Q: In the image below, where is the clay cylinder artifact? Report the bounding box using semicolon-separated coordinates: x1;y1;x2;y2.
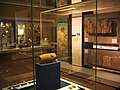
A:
39;53;57;63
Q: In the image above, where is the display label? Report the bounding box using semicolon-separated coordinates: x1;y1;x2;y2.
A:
112;39;117;43
85;38;88;42
84;49;88;53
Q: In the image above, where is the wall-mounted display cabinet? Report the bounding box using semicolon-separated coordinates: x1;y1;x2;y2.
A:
40;0;120;89
0;0;120;90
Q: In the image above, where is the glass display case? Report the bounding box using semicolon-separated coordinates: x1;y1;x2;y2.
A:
40;0;120;89
0;1;35;90
0;0;56;89
40;0;97;89
0;0;120;90
0;0;50;89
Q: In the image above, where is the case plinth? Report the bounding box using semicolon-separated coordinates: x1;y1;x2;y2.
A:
36;61;60;90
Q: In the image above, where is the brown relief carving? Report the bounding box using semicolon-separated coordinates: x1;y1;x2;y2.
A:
117;17;120;43
84;18;95;34
117;17;120;31
97;55;103;66
84;18;112;34
102;56;111;67
88;53;103;66
107;19;112;33
102;19;112;33
101;19;107;33
111;56;120;70
97;20;102;33
84;18;92;33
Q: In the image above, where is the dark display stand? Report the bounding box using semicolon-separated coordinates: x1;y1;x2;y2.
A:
36;61;60;90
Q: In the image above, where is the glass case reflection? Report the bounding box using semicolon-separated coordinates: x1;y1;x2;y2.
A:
0;21;14;50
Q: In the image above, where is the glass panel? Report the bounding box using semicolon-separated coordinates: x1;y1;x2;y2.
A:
0;0;54;89
0;1;34;89
96;0;120;89
40;0;55;8
0;0;55;8
1;0;119;90
40;0;97;89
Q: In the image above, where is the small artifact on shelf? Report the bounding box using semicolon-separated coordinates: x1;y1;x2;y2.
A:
39;53;57;63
